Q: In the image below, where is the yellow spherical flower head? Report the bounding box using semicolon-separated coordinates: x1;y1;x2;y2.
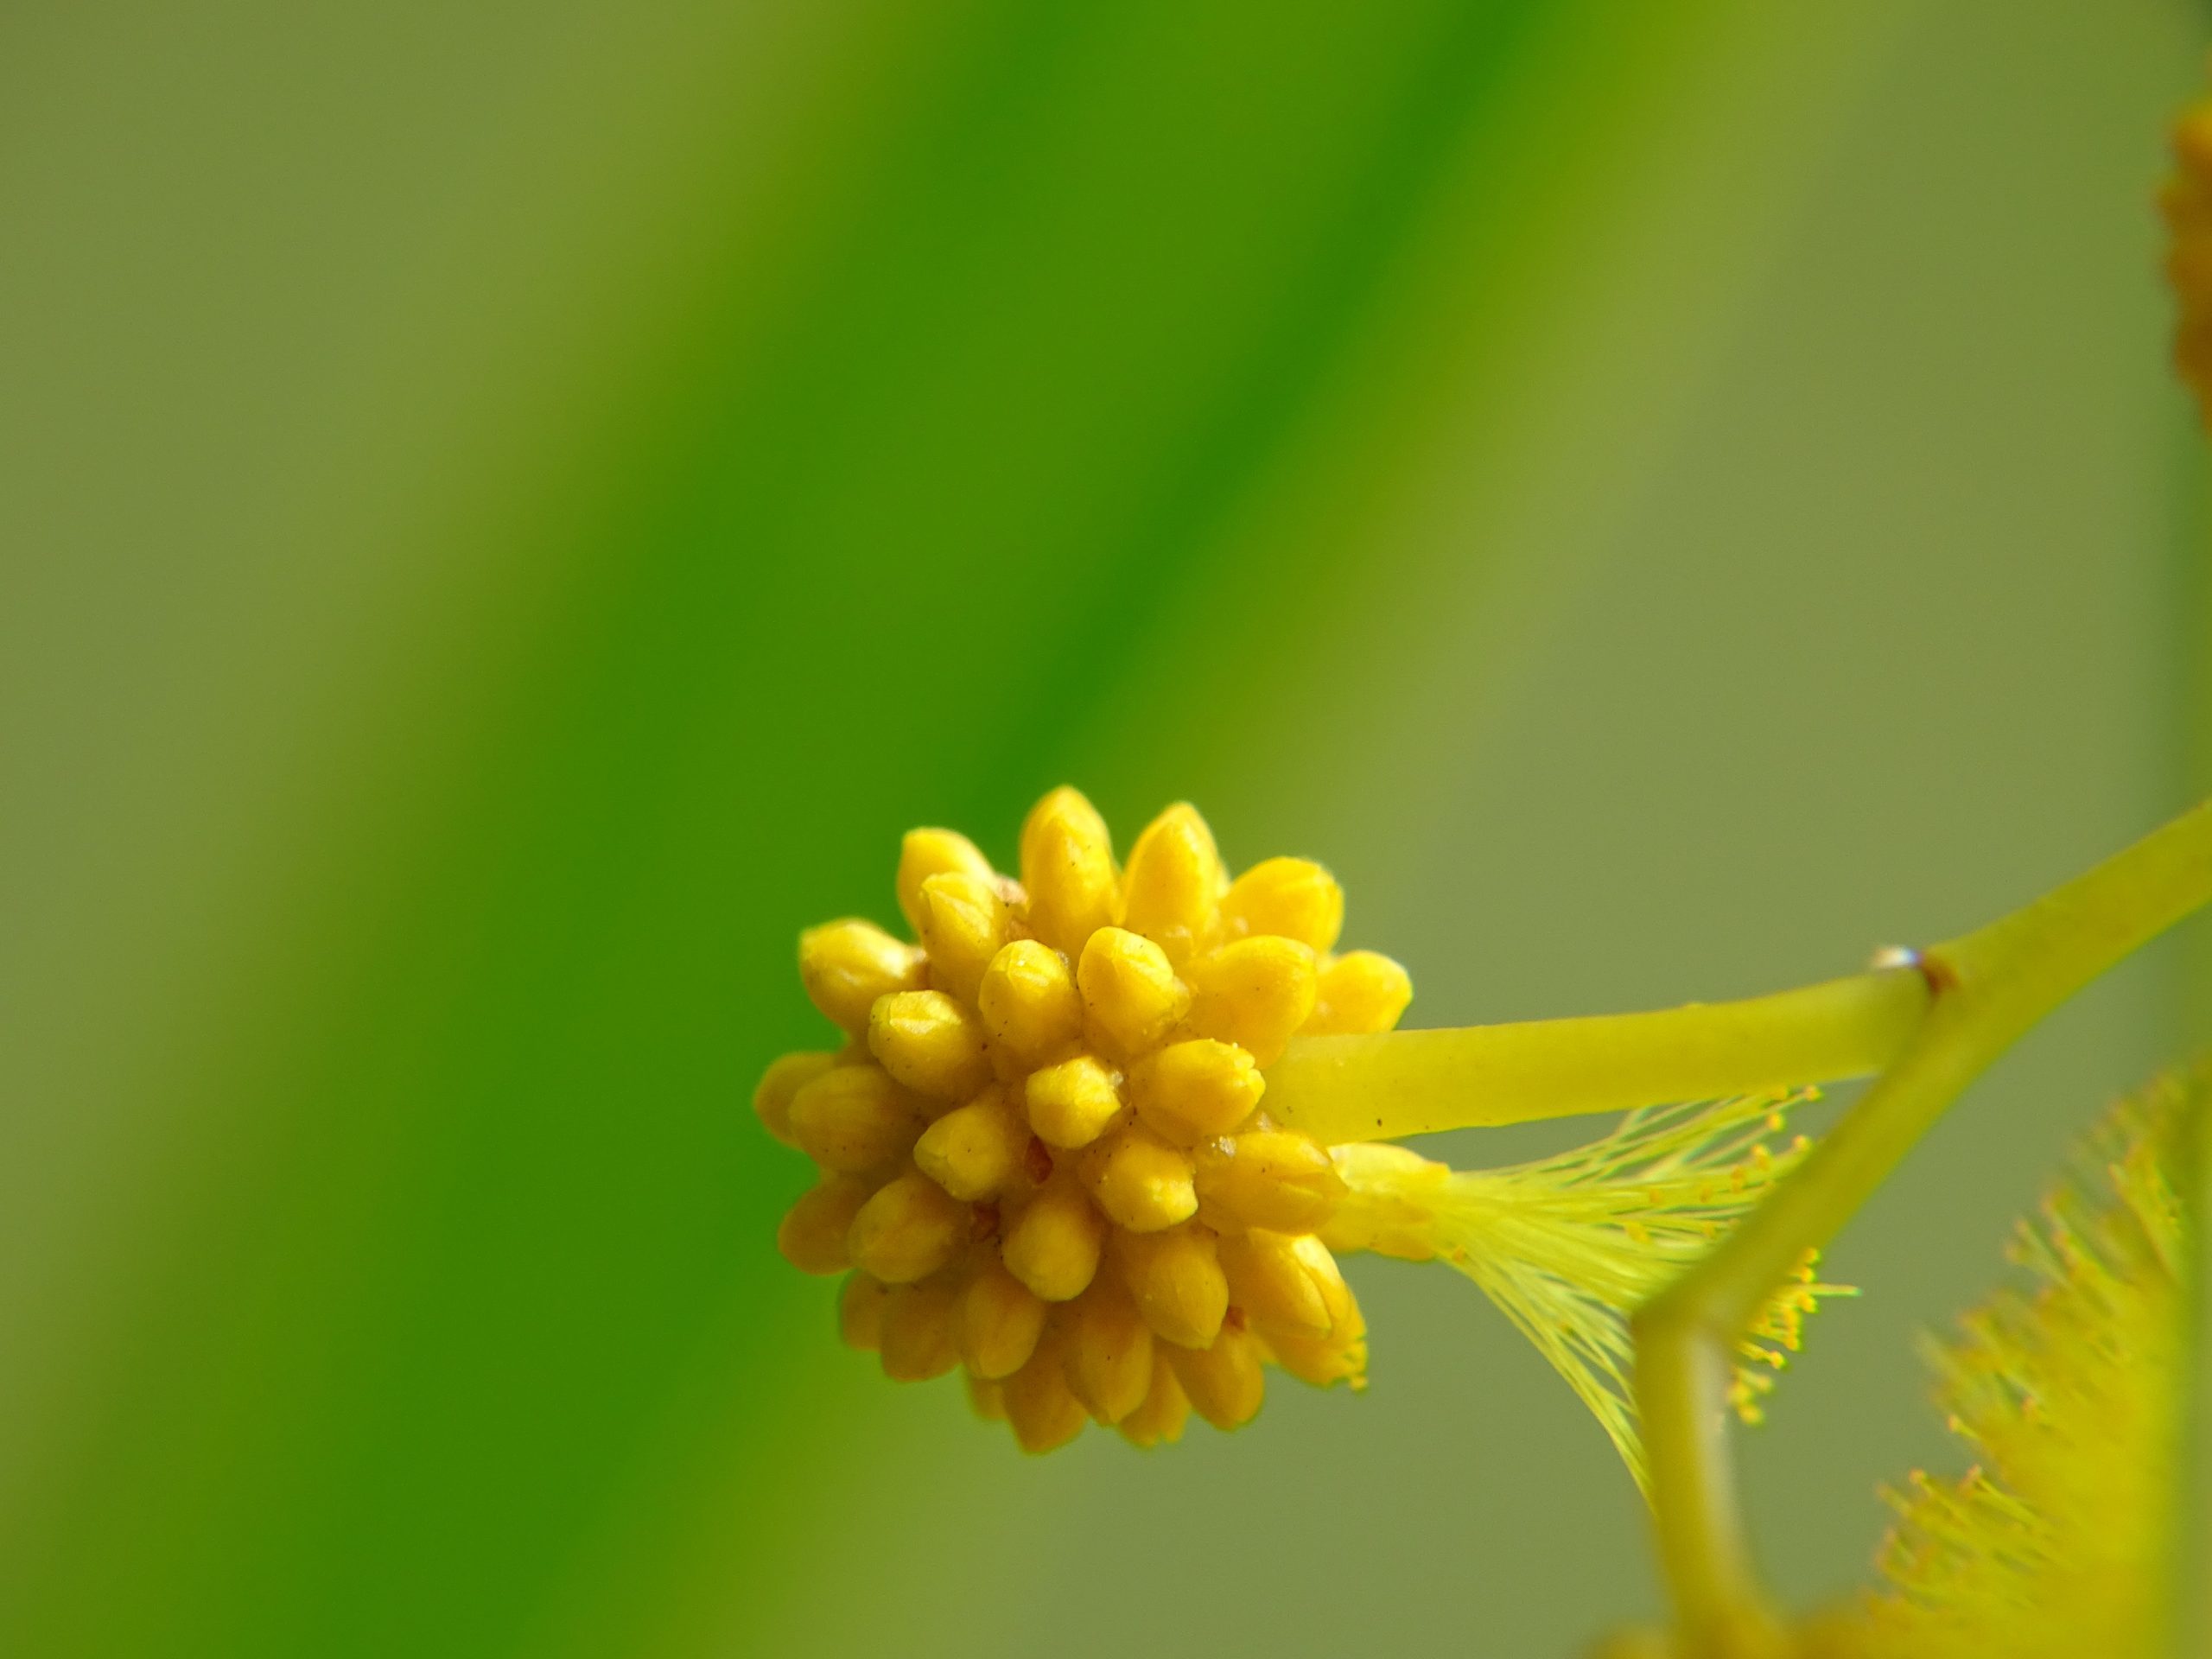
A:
753;787;1412;1453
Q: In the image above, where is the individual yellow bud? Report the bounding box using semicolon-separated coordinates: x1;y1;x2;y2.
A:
957;1257;1047;1381
1001;1179;1105;1302
868;989;991;1102
1077;926;1191;1058
753;1051;836;1147
912;1088;1028;1200
1193;1128;1346;1233
976;940;1084;1069
897;826;995;934
1305;949;1413;1037
1167;1321;1266;1429
1020;786;1121;957
847;1171;969;1285
964;1373;1008;1422
1023;1054;1125;1151
1185;936;1317;1067
1116;1223;1229;1349
1221;856;1344;952
917;872;1012;1005
838;1272;889;1351
1129;1038;1264;1145
1217;1227;1332;1337
1067;1281;1155;1424
1266;1236;1366;1388
1001;1340;1089;1453
776;1175;871;1275
788;1064;923;1173
1122;803;1223;965
799;918;926;1033
1079;1122;1198;1233
880;1276;961;1381
1116;1354;1191;1448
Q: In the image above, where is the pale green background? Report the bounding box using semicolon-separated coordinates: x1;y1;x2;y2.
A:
2;2;2204;1655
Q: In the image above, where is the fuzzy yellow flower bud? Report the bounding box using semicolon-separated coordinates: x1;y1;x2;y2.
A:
916;872;1011;1005
1023;1053;1125;1150
868;988;991;1102
1077;926;1190;1058
1001;1178;1105;1302
1067;1281;1156;1424
1194;1128;1345;1233
1168;1320;1265;1429
838;1272;888;1351
1305;949;1414;1037
879;1277;961;1382
1080;1122;1198;1233
1002;1335;1088;1453
1020;786;1120;957
1185;936;1316;1067
787;1063;923;1174
896;827;995;934
1221;855;1344;953
1116;1355;1191;1448
912;1087;1028;1200
1129;1038;1265;1145
763;790;1416;1453
847;1170;969;1285
957;1258;1048;1380
1116;1223;1229;1350
1122;803;1223;966
1217;1227;1332;1337
776;1175;871;1275
976;939;1084;1069
753;1050;835;1147
799;918;925;1033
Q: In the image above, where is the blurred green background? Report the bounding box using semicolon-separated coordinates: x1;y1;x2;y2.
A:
3;1;2208;1654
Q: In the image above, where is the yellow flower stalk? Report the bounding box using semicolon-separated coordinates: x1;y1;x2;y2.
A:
753;786;1826;1459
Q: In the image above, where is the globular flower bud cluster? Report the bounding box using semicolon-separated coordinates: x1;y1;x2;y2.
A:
754;787;1411;1452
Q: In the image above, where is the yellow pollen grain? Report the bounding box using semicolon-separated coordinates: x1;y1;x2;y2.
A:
976;939;1084;1069
1020;786;1121;957
896;826;995;934
1169;1323;1266;1429
957;1258;1048;1380
916;872;1011;1005
786;1063;923;1174
798;918;926;1033
753;1050;836;1147
1122;803;1223;967
1080;1122;1198;1233
912;1088;1029;1201
1185;935;1318;1067
1194;1128;1346;1234
868;988;991;1102
847;1171;969;1285
879;1277;961;1382
1304;950;1413;1037
1217;1228;1332;1337
1001;1178;1106;1302
1117;1354;1191;1448
776;1174;872;1275
1129;1038;1264;1145
1024;1053;1126;1151
1077;926;1191;1058
1221;856;1344;954
1116;1222;1230;1350
1068;1281;1156;1425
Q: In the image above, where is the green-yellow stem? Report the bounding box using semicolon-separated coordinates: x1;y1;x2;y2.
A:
1267;968;1929;1144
